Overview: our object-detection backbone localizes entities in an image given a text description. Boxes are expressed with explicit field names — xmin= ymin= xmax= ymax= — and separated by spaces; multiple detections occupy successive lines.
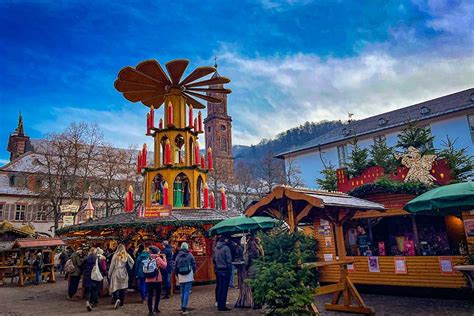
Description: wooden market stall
xmin=0 ymin=237 xmax=65 ymax=286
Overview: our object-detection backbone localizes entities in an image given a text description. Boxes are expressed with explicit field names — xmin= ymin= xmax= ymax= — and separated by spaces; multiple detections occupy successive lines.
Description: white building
xmin=276 ymin=88 xmax=474 ymax=187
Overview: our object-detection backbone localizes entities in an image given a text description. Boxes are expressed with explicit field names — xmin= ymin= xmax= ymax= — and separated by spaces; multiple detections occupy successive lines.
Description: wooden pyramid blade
xmin=114 ymin=80 xmax=157 ymax=92
xmin=165 ymin=59 xmax=189 ymax=85
xmin=136 ymin=60 xmax=171 ymax=84
xmin=123 ymin=90 xmax=163 ymax=102
xmin=142 ymin=95 xmax=165 ymax=108
xmin=185 ymin=76 xmax=231 ymax=88
xmin=180 ymin=66 xmax=216 ymax=86
xmin=184 ymin=94 xmax=206 ymax=109
xmin=118 ymin=66 xmax=162 ymax=86
xmin=187 ymin=87 xmax=232 ymax=94
xmin=184 ymin=91 xmax=223 ymax=103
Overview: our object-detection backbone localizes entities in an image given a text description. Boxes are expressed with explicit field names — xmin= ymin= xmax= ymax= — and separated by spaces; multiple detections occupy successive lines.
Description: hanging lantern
xmin=163 ymin=181 xmax=169 ymax=205
xmin=220 ymin=187 xmax=227 ymax=210
xmin=194 ymin=141 xmax=200 ymax=165
xmin=165 ymin=139 xmax=171 ymax=165
xmin=188 ymin=105 xmax=194 ymax=128
xmin=207 ymin=147 xmax=213 ymax=171
xmin=203 ymin=183 xmax=209 ymax=208
xmin=198 ymin=111 xmax=203 ymax=132
xmin=210 ymin=191 xmax=215 ymax=209
xmin=200 ymin=154 xmax=205 ymax=169
xmin=167 ymin=101 xmax=173 ymax=127
xmin=159 ymin=118 xmax=163 ymax=129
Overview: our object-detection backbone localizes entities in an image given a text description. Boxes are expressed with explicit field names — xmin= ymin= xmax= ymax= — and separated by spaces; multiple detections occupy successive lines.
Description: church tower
xmin=203 ymin=63 xmax=234 ymax=180
xmin=7 ymin=113 xmax=32 ymax=161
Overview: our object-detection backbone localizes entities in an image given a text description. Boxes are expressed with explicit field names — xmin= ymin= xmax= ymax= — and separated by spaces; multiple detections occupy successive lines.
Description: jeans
xmin=180 ymin=281 xmax=193 ymax=310
xmin=113 ymin=289 xmax=125 ymax=305
xmin=137 ymin=277 xmax=147 ymax=300
xmin=162 ymin=270 xmax=171 ymax=296
xmin=85 ymin=281 xmax=100 ymax=304
xmin=229 ymin=265 xmax=235 ymax=287
xmin=216 ymin=270 xmax=231 ymax=310
xmin=35 ymin=269 xmax=42 ymax=285
xmin=146 ymin=282 xmax=162 ymax=312
xmin=59 ymin=263 xmax=65 ymax=274
xmin=68 ymin=275 xmax=81 ymax=297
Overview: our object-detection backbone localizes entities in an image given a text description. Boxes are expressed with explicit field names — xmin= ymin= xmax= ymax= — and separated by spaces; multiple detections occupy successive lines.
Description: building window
xmin=373 ymin=135 xmax=386 ymax=144
xmin=207 ymin=126 xmax=211 ymax=132
xmin=422 ymin=125 xmax=434 ymax=150
xmin=468 ymin=114 xmax=474 ymax=143
xmin=220 ymin=125 xmax=226 ymax=131
xmin=0 ymin=204 xmax=4 ymax=220
xmin=15 ymin=204 xmax=26 ymax=221
xmin=9 ymin=175 xmax=15 ymax=186
xmin=337 ymin=144 xmax=348 ymax=167
xmin=36 ymin=206 xmax=48 ymax=221
xmin=220 ymin=137 xmax=227 ymax=152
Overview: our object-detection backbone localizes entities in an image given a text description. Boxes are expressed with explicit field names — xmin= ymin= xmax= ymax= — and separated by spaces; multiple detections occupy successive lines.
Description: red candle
xmin=220 ymin=187 xmax=227 ymax=210
xmin=146 ymin=113 xmax=151 ymax=134
xmin=163 ymin=182 xmax=169 ymax=205
xmin=207 ymin=147 xmax=213 ymax=171
xmin=159 ymin=118 xmax=163 ymax=129
xmin=165 ymin=139 xmax=171 ymax=165
xmin=188 ymin=105 xmax=193 ymax=128
xmin=200 ymin=154 xmax=205 ymax=169
xmin=137 ymin=152 xmax=142 ymax=173
xmin=167 ymin=101 xmax=173 ymax=127
xmin=142 ymin=143 xmax=147 ymax=168
xmin=203 ymin=183 xmax=209 ymax=208
xmin=150 ymin=105 xmax=155 ymax=130
xmin=125 ymin=185 xmax=134 ymax=212
xmin=210 ymin=192 xmax=215 ymax=209
xmin=194 ymin=141 xmax=200 ymax=165
xmin=193 ymin=118 xmax=198 ymax=133
xmin=198 ymin=111 xmax=203 ymax=132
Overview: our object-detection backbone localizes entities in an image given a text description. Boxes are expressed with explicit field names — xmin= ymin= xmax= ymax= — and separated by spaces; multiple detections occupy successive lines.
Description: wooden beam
xmin=287 ymin=200 xmax=296 ymax=233
xmin=334 ymin=223 xmax=346 ymax=259
xmin=324 ymin=304 xmax=374 ymax=315
xmin=315 ymin=282 xmax=344 ymax=295
xmin=295 ymin=204 xmax=312 ymax=226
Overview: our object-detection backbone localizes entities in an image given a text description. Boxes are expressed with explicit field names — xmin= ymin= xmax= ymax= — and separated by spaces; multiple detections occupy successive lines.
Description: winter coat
xmin=162 ymin=245 xmax=174 ymax=273
xmin=82 ymin=254 xmax=105 ymax=288
xmin=145 ymin=254 xmax=167 ymax=283
xmin=33 ymin=258 xmax=43 ymax=272
xmin=70 ymin=252 xmax=83 ymax=277
xmin=174 ymin=249 xmax=196 ymax=284
xmin=108 ymin=253 xmax=134 ymax=293
xmin=134 ymin=251 xmax=150 ymax=279
xmin=234 ymin=244 xmax=244 ymax=262
xmin=213 ymin=241 xmax=232 ymax=272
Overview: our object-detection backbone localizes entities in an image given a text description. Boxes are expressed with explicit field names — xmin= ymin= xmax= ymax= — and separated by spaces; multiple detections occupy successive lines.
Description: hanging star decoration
xmin=395 ymin=146 xmax=437 ymax=185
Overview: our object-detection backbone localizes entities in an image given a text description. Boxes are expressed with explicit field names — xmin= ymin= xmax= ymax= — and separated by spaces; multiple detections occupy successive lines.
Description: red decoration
xmin=150 ymin=105 xmax=155 ymax=130
xmin=200 ymin=154 xmax=205 ymax=169
xmin=207 ymin=147 xmax=213 ymax=171
xmin=210 ymin=191 xmax=215 ymax=209
xmin=163 ymin=181 xmax=169 ymax=205
xmin=193 ymin=118 xmax=198 ymax=133
xmin=137 ymin=152 xmax=142 ymax=174
xmin=203 ymin=183 xmax=209 ymax=208
xmin=146 ymin=113 xmax=151 ymax=134
xmin=220 ymin=187 xmax=227 ymax=210
xmin=198 ymin=111 xmax=203 ymax=132
xmin=124 ymin=185 xmax=134 ymax=212
xmin=165 ymin=139 xmax=171 ymax=165
xmin=188 ymin=105 xmax=194 ymax=128
xmin=142 ymin=143 xmax=147 ymax=168
xmin=194 ymin=141 xmax=200 ymax=165
xmin=159 ymin=118 xmax=163 ymax=129
xmin=167 ymin=101 xmax=173 ymax=127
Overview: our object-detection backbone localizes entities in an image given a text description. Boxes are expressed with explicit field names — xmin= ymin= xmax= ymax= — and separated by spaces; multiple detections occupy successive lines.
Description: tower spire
xmin=15 ymin=112 xmax=24 ymax=136
xmin=214 ymin=56 xmax=218 ymax=69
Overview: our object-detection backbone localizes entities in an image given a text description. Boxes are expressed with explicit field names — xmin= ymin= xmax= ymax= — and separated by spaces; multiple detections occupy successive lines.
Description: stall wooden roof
xmin=12 ymin=238 xmax=65 ymax=249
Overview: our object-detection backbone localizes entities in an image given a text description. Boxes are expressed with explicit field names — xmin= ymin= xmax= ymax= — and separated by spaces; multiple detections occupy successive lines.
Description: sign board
xmin=143 ymin=205 xmax=172 ymax=218
xmin=394 ymin=257 xmax=407 ymax=274
xmin=464 ymin=219 xmax=474 ymax=237
xmin=62 ymin=215 xmax=75 ymax=227
xmin=439 ymin=256 xmax=454 ymax=274
xmin=60 ymin=205 xmax=79 ymax=213
xmin=347 ymin=257 xmax=356 ymax=272
xmin=368 ymin=256 xmax=380 ymax=273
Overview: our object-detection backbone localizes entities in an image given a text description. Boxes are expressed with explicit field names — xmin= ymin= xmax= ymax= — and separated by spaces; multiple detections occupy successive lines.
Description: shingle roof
xmin=276 ymin=88 xmax=474 ymax=158
xmin=56 ymin=208 xmax=242 ymax=234
xmin=0 ymin=172 xmax=38 ymax=196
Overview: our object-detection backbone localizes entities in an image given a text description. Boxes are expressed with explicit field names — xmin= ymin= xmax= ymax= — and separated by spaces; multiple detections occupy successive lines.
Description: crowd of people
xmin=53 ymin=234 xmax=263 ymax=315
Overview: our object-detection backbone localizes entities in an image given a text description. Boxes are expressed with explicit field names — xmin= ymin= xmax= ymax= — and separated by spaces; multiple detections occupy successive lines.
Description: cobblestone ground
xmin=0 ymin=279 xmax=473 ymax=315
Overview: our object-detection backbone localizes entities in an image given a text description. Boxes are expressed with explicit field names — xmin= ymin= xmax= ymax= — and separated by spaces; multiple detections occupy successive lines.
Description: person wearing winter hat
xmin=144 ymin=246 xmax=167 ymax=315
xmin=174 ymin=242 xmax=196 ymax=315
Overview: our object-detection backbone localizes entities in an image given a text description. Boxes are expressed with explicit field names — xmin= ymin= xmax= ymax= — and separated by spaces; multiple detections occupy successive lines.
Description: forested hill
xmin=233 ymin=120 xmax=344 ymax=162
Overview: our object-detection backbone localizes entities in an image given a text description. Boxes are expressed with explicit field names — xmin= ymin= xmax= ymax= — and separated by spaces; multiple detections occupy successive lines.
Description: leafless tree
xmin=231 ymin=161 xmax=260 ymax=211
xmin=284 ymin=157 xmax=305 ymax=188
xmin=259 ymin=151 xmax=285 ymax=194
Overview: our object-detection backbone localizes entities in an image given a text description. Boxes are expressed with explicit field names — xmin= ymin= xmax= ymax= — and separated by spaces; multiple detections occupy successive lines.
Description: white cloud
xmin=220 ymin=49 xmax=473 ymax=146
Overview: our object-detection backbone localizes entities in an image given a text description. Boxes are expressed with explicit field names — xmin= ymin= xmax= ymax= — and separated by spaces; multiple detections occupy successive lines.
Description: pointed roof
xmin=84 ymin=196 xmax=95 ymax=211
xmin=12 ymin=112 xmax=25 ymax=136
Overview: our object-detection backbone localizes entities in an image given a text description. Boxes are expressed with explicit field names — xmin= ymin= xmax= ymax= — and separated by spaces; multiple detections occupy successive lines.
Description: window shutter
xmin=27 ymin=204 xmax=34 ymax=221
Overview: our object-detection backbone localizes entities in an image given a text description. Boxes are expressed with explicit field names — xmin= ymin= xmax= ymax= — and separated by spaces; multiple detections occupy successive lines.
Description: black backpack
xmin=177 ymin=254 xmax=192 ymax=275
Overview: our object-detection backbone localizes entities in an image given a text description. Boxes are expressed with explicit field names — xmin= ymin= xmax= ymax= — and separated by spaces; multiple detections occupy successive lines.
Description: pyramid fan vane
xmin=114 ymin=59 xmax=231 ymax=109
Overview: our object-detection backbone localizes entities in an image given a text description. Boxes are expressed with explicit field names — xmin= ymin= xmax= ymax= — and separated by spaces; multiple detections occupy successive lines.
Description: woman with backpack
xmin=134 ymin=244 xmax=149 ymax=304
xmin=108 ymin=244 xmax=134 ymax=309
xmin=174 ymin=242 xmax=196 ymax=315
xmin=144 ymin=246 xmax=167 ymax=315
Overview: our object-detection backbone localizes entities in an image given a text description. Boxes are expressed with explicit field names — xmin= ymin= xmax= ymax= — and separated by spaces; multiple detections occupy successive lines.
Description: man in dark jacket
xmin=213 ymin=236 xmax=233 ymax=311
xmin=81 ymin=248 xmax=105 ymax=311
xmin=67 ymin=248 xmax=84 ymax=299
xmin=161 ymin=240 xmax=173 ymax=298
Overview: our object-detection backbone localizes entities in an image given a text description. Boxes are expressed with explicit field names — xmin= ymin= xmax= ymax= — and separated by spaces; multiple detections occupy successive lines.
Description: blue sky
xmin=1 ymin=0 xmax=473 ymax=164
